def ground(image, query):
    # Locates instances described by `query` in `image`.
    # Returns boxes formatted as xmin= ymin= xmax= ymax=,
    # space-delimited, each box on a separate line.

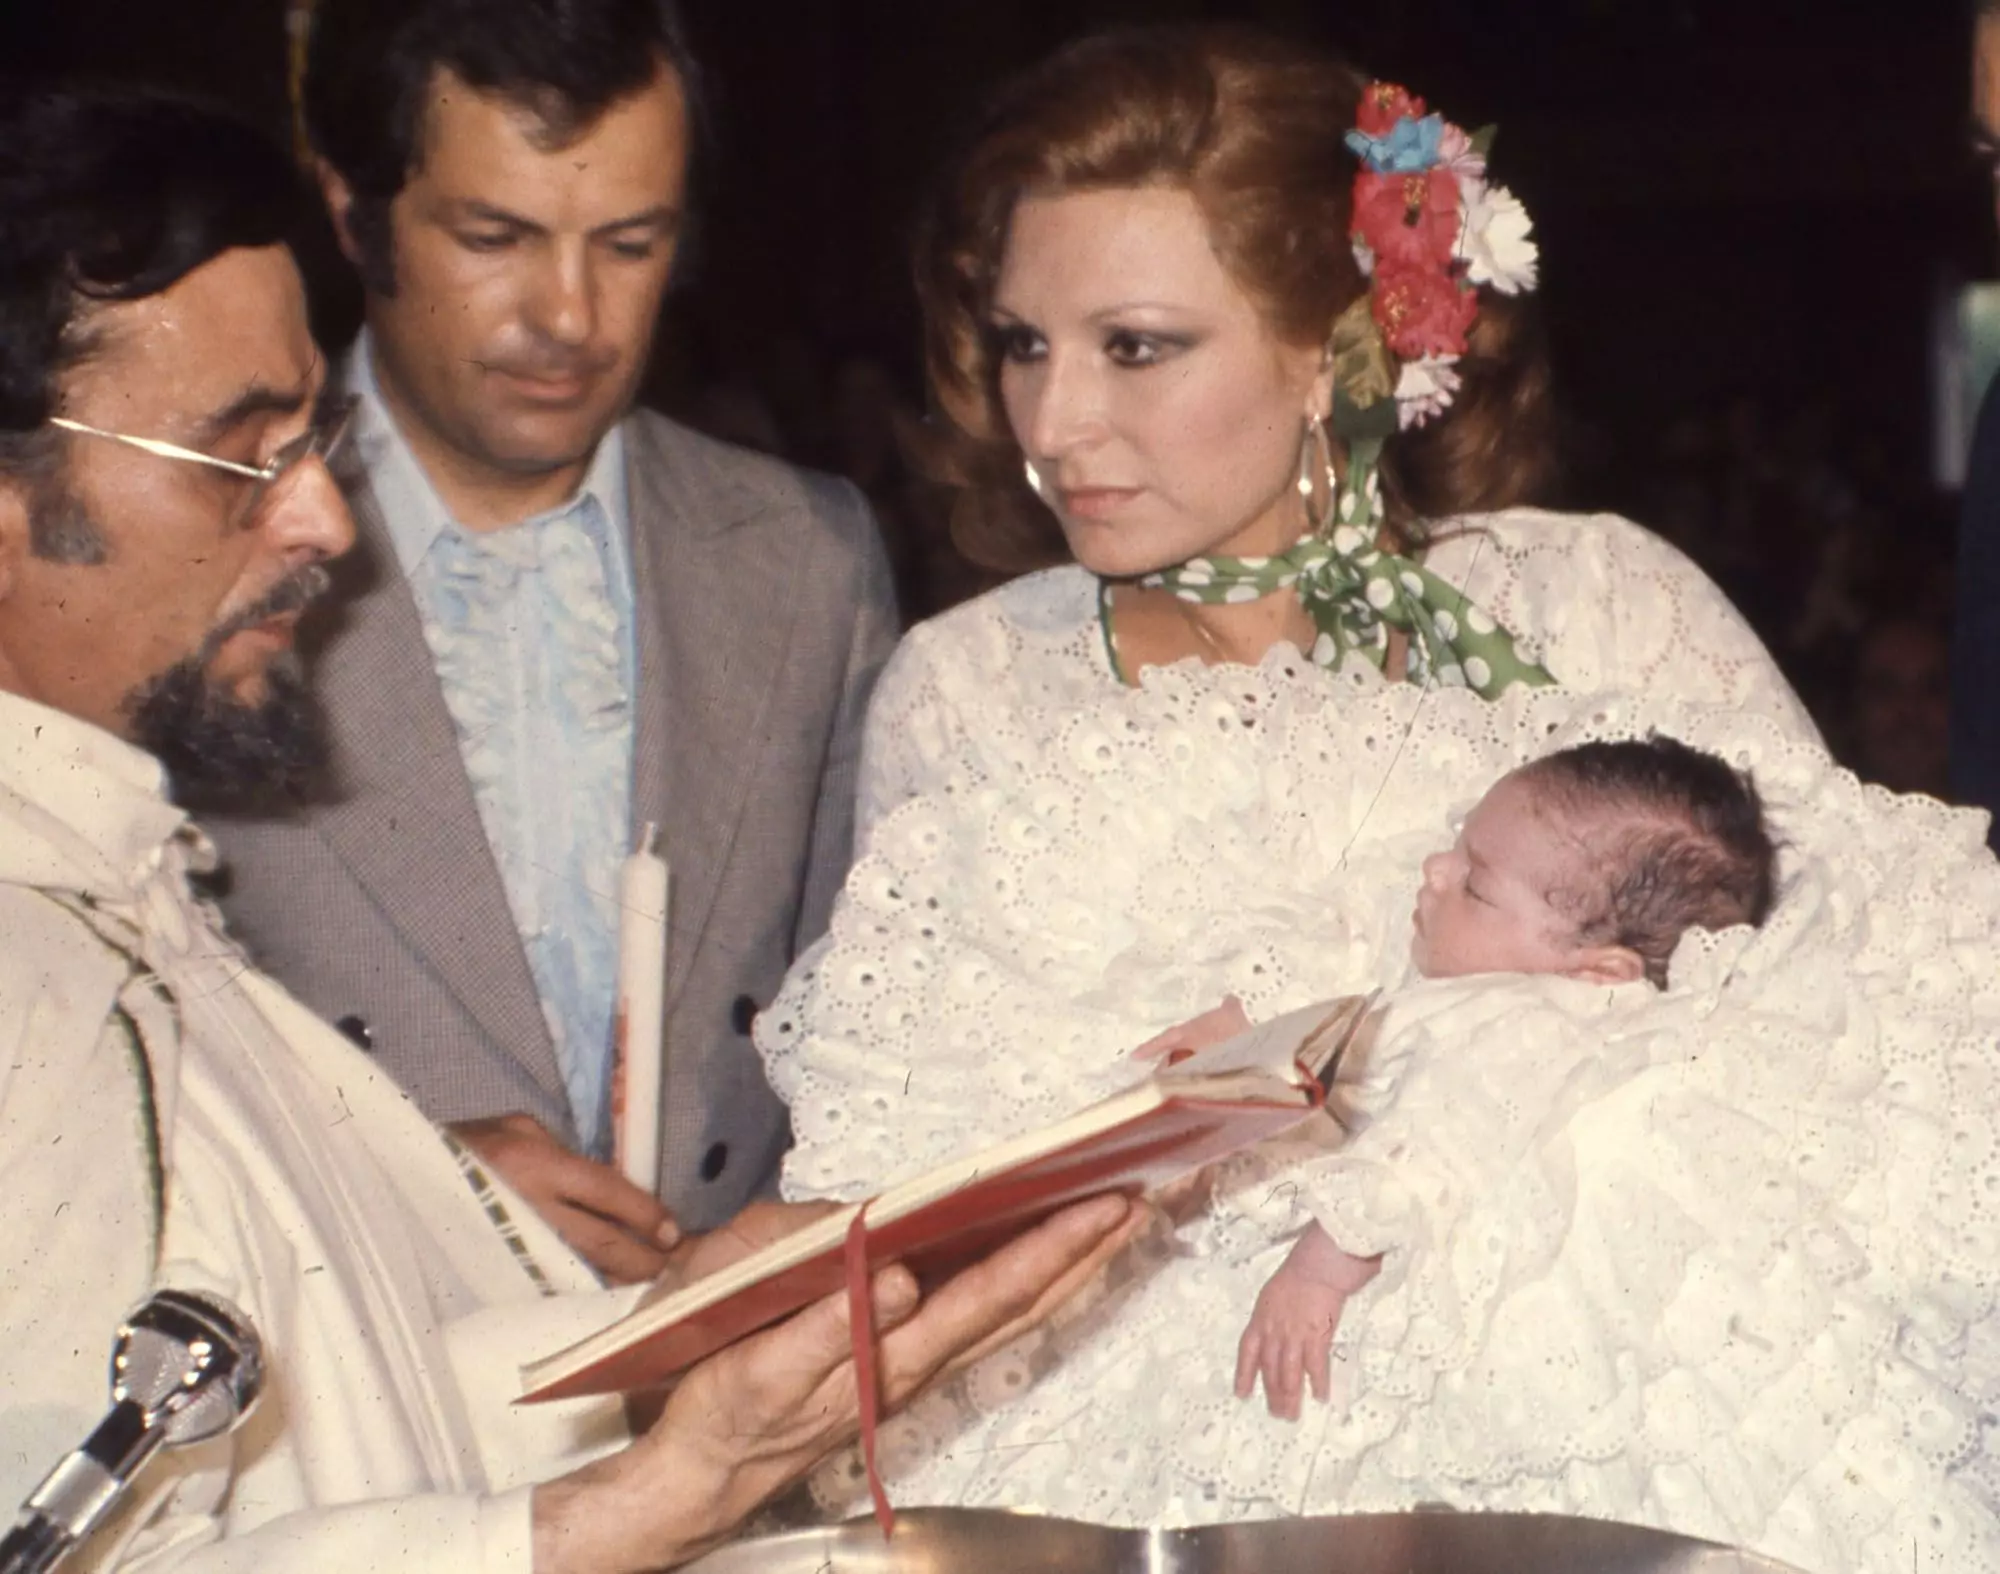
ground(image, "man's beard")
xmin=124 ymin=567 xmax=333 ymax=809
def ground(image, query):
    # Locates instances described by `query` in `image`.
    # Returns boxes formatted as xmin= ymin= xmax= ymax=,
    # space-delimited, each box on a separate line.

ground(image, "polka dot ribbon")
xmin=1139 ymin=524 xmax=1554 ymax=698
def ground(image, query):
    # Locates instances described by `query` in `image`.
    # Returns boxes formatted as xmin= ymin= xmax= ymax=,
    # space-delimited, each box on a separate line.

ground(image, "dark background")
xmin=2 ymin=0 xmax=1987 ymax=790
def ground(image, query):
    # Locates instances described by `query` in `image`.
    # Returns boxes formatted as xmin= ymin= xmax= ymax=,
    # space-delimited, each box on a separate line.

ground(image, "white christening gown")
xmin=756 ymin=511 xmax=2000 ymax=1574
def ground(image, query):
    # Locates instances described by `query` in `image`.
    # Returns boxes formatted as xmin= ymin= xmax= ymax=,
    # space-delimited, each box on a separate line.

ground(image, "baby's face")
xmin=1410 ymin=769 xmax=1589 ymax=979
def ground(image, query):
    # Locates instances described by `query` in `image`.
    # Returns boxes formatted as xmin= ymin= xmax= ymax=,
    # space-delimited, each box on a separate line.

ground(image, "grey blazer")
xmin=206 ymin=409 xmax=897 ymax=1230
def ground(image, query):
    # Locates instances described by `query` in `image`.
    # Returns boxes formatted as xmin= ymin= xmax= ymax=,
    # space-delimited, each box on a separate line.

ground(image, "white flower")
xmin=1394 ymin=354 xmax=1462 ymax=429
xmin=1457 ymin=178 xmax=1538 ymax=296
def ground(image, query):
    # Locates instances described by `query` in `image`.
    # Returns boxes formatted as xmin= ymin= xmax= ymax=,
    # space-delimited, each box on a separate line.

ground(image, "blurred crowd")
xmin=1620 ymin=393 xmax=1954 ymax=800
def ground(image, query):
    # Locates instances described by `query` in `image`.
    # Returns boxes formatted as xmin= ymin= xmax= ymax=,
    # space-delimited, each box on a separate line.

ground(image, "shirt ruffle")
xmin=416 ymin=512 xmax=632 ymax=1150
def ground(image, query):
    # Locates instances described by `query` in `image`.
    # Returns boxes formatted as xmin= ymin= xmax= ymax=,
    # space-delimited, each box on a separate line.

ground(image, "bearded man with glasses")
xmin=0 ymin=85 xmax=1133 ymax=1574
xmin=0 ymin=110 xmax=355 ymax=805
xmin=38 ymin=397 xmax=358 ymax=797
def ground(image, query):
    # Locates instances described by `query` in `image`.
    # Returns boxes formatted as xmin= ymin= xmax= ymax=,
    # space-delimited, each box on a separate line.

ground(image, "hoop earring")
xmin=1296 ymin=417 xmax=1341 ymax=538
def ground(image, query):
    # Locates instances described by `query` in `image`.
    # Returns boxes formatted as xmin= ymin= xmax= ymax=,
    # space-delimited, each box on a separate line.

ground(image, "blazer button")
xmin=729 ymin=994 xmax=759 ymax=1035
xmin=700 ymin=1141 xmax=729 ymax=1182
xmin=334 ymin=1015 xmax=373 ymax=1051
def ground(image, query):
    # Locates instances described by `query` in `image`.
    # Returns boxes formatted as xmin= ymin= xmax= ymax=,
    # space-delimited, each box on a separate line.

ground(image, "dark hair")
xmin=913 ymin=24 xmax=1557 ymax=574
xmin=1521 ymin=736 xmax=1777 ymax=989
xmin=302 ymin=0 xmax=704 ymax=295
xmin=0 ymin=87 xmax=306 ymax=559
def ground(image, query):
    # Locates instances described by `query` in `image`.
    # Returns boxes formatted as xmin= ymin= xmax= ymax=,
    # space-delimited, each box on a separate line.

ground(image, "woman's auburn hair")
xmin=912 ymin=24 xmax=1558 ymax=573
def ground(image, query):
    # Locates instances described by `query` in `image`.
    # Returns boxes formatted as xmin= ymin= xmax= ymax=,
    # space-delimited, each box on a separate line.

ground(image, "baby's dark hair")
xmin=1517 ymin=735 xmax=1776 ymax=988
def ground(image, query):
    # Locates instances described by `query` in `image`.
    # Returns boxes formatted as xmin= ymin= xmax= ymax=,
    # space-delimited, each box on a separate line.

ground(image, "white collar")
xmin=0 ymin=690 xmax=186 ymax=905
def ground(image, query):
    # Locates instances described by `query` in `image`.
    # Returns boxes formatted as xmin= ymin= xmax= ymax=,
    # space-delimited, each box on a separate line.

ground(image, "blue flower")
xmin=1344 ymin=114 xmax=1445 ymax=174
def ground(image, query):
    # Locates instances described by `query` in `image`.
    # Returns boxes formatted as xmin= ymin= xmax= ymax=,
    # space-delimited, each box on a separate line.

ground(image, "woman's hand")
xmin=1131 ymin=1000 xmax=1256 ymax=1223
xmin=1233 ymin=1224 xmax=1381 ymax=1421
xmin=1131 ymin=995 xmax=1253 ymax=1065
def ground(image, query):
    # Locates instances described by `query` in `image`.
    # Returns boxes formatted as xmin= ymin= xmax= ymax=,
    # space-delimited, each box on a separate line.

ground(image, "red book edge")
xmin=520 ymin=1089 xmax=1322 ymax=1405
xmin=518 ymin=992 xmax=1375 ymax=1415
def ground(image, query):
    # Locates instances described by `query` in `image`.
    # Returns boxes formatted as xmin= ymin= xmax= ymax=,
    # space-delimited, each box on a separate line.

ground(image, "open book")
xmin=519 ymin=993 xmax=1376 ymax=1404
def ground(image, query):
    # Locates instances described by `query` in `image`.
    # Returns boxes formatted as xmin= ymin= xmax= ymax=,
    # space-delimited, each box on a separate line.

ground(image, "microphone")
xmin=0 ymin=1290 xmax=264 ymax=1574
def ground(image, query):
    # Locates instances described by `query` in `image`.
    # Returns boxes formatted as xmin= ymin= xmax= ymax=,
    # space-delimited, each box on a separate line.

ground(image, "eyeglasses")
xmin=50 ymin=394 xmax=358 ymax=508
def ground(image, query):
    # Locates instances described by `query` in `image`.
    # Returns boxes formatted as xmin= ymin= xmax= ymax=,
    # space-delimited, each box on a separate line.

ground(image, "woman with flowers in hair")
xmin=755 ymin=23 xmax=2000 ymax=1571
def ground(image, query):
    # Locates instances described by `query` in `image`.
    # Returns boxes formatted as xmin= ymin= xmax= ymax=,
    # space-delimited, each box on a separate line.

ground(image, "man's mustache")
xmin=202 ymin=564 xmax=333 ymax=654
xmin=474 ymin=348 xmax=618 ymax=382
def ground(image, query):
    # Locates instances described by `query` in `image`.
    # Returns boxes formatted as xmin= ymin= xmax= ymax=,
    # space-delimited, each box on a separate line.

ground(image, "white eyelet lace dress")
xmin=755 ymin=510 xmax=2000 ymax=1573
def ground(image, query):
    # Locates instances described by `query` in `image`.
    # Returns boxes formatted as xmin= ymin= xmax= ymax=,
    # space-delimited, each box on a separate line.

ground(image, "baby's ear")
xmin=1563 ymin=945 xmax=1646 ymax=986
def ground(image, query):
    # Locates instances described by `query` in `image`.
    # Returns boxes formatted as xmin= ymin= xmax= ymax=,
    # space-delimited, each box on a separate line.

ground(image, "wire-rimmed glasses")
xmin=50 ymin=395 xmax=358 ymax=518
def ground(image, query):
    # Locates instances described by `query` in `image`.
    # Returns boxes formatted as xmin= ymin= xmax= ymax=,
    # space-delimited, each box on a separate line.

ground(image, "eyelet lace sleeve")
xmin=1417 ymin=510 xmax=1820 ymax=742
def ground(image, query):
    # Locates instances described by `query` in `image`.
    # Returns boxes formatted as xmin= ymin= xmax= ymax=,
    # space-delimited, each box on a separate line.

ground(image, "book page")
xmin=1156 ymin=992 xmax=1375 ymax=1083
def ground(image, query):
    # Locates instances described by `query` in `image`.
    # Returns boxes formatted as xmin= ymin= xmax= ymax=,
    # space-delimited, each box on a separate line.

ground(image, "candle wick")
xmin=638 ymin=821 xmax=661 ymax=858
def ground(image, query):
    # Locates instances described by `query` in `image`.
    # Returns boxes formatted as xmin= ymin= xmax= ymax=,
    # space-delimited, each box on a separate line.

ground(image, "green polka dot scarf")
xmin=1139 ymin=519 xmax=1554 ymax=699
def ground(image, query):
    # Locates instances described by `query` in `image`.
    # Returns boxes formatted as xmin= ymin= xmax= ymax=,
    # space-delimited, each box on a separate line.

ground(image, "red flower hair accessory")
xmin=1372 ymin=260 xmax=1482 ymax=361
xmin=1338 ymin=83 xmax=1539 ymax=433
xmin=1355 ymin=82 xmax=1426 ymax=136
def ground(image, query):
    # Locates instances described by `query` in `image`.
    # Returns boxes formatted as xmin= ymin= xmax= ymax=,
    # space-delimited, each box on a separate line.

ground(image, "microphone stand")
xmin=0 ymin=1291 xmax=263 ymax=1574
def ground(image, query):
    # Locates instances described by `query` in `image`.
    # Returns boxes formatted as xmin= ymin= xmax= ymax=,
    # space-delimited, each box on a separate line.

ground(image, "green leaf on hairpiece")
xmin=1470 ymin=125 xmax=1498 ymax=159
xmin=1331 ymin=387 xmax=1401 ymax=443
xmin=1329 ymin=296 xmax=1396 ymax=412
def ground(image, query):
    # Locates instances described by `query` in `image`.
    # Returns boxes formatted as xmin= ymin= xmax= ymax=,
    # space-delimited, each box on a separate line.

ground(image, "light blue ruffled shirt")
xmin=349 ymin=335 xmax=635 ymax=1157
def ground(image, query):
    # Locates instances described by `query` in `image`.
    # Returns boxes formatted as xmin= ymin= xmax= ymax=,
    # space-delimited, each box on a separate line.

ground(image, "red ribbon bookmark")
xmin=842 ymin=1205 xmax=895 ymax=1539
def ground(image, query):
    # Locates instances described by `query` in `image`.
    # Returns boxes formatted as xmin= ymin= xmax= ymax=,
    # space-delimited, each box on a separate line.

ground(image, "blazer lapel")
xmin=308 ymin=476 xmax=566 ymax=1110
xmin=626 ymin=419 xmax=809 ymax=1008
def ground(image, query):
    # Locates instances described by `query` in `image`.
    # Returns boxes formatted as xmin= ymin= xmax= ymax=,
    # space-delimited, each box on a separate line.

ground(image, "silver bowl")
xmin=684 ymin=1507 xmax=1806 ymax=1572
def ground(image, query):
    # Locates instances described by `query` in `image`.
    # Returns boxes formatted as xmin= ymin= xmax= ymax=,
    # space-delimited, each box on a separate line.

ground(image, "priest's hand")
xmin=448 ymin=1112 xmax=679 ymax=1285
xmin=529 ymin=1190 xmax=1143 ymax=1573
xmin=662 ymin=1199 xmax=839 ymax=1286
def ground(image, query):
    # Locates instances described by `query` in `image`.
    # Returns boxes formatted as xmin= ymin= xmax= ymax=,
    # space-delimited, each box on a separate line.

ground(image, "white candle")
xmin=614 ymin=822 xmax=669 ymax=1191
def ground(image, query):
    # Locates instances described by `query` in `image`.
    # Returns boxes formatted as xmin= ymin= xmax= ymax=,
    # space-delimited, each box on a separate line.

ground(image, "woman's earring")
xmin=1298 ymin=416 xmax=1340 ymax=538
xmin=1024 ymin=458 xmax=1052 ymax=505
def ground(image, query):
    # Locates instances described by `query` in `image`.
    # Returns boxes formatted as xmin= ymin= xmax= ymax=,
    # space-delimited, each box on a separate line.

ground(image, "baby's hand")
xmin=1132 ymin=995 xmax=1253 ymax=1064
xmin=1234 ymin=1225 xmax=1381 ymax=1421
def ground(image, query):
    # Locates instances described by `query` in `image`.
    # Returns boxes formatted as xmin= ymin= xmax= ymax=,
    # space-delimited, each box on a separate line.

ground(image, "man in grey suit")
xmin=207 ymin=0 xmax=896 ymax=1275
